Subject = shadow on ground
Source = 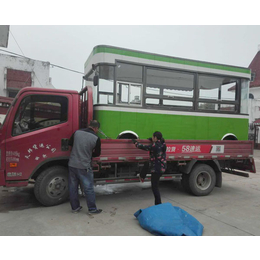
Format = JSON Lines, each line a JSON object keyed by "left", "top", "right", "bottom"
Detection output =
{"left": 0, "top": 185, "right": 42, "bottom": 213}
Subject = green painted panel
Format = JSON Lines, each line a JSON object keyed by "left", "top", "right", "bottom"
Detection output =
{"left": 94, "top": 109, "right": 248, "bottom": 140}
{"left": 90, "top": 46, "right": 251, "bottom": 75}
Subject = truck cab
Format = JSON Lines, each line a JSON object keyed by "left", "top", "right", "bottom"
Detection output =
{"left": 0, "top": 87, "right": 81, "bottom": 205}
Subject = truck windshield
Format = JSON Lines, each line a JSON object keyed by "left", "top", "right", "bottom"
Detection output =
{"left": 12, "top": 95, "right": 68, "bottom": 136}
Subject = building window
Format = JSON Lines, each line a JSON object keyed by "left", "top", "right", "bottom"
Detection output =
{"left": 241, "top": 79, "right": 249, "bottom": 114}
{"left": 251, "top": 72, "right": 256, "bottom": 82}
{"left": 6, "top": 69, "right": 32, "bottom": 90}
{"left": 8, "top": 90, "right": 18, "bottom": 98}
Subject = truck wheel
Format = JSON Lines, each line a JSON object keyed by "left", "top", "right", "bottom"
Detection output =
{"left": 188, "top": 164, "right": 216, "bottom": 196}
{"left": 34, "top": 166, "right": 69, "bottom": 206}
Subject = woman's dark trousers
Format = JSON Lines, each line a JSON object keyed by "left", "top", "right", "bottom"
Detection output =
{"left": 151, "top": 172, "right": 162, "bottom": 205}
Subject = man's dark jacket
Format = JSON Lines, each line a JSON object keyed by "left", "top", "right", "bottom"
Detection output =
{"left": 68, "top": 128, "right": 101, "bottom": 169}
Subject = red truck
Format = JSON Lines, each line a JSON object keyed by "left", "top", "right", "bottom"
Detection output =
{"left": 0, "top": 86, "right": 256, "bottom": 206}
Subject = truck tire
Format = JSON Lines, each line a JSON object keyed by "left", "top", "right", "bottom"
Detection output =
{"left": 34, "top": 166, "right": 69, "bottom": 206}
{"left": 188, "top": 164, "right": 216, "bottom": 196}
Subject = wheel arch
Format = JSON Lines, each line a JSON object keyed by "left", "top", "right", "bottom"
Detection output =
{"left": 117, "top": 130, "right": 139, "bottom": 139}
{"left": 29, "top": 157, "right": 69, "bottom": 181}
{"left": 222, "top": 133, "right": 238, "bottom": 140}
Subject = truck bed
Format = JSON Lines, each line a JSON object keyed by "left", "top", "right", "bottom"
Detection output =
{"left": 93, "top": 139, "right": 254, "bottom": 163}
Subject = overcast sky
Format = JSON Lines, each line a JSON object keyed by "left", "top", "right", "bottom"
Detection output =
{"left": 1, "top": 0, "right": 260, "bottom": 93}
{"left": 1, "top": 25, "right": 259, "bottom": 91}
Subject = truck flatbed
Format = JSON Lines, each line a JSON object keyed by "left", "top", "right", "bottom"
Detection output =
{"left": 94, "top": 139, "right": 254, "bottom": 163}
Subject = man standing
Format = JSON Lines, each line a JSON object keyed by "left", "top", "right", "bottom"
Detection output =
{"left": 68, "top": 120, "right": 102, "bottom": 214}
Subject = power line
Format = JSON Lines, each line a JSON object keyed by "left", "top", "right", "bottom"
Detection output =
{"left": 49, "top": 63, "right": 84, "bottom": 75}
{"left": 0, "top": 49, "right": 24, "bottom": 58}
{"left": 0, "top": 49, "right": 84, "bottom": 75}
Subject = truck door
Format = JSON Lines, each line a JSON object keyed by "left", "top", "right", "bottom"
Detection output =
{"left": 4, "top": 91, "right": 73, "bottom": 185}
{"left": 79, "top": 86, "right": 93, "bottom": 128}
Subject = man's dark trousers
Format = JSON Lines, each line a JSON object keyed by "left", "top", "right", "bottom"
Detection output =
{"left": 68, "top": 166, "right": 97, "bottom": 211}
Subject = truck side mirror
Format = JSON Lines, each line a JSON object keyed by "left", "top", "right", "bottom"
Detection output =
{"left": 93, "top": 75, "right": 99, "bottom": 86}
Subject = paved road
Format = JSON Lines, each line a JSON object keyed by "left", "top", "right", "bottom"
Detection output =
{"left": 1, "top": 151, "right": 260, "bottom": 236}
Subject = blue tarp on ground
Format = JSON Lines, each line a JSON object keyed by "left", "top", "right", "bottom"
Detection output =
{"left": 134, "top": 202, "right": 204, "bottom": 236}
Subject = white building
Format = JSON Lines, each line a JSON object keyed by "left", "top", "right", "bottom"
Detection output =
{"left": 0, "top": 53, "right": 54, "bottom": 97}
{"left": 248, "top": 46, "right": 260, "bottom": 143}
{"left": 0, "top": 53, "right": 54, "bottom": 123}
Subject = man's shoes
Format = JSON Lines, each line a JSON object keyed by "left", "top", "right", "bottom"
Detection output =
{"left": 72, "top": 206, "right": 82, "bottom": 213}
{"left": 89, "top": 209, "right": 102, "bottom": 214}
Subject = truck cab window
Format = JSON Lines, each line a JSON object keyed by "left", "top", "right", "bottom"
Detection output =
{"left": 12, "top": 95, "right": 68, "bottom": 136}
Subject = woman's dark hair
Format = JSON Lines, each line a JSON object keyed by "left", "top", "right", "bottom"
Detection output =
{"left": 153, "top": 131, "right": 165, "bottom": 145}
{"left": 153, "top": 131, "right": 162, "bottom": 140}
